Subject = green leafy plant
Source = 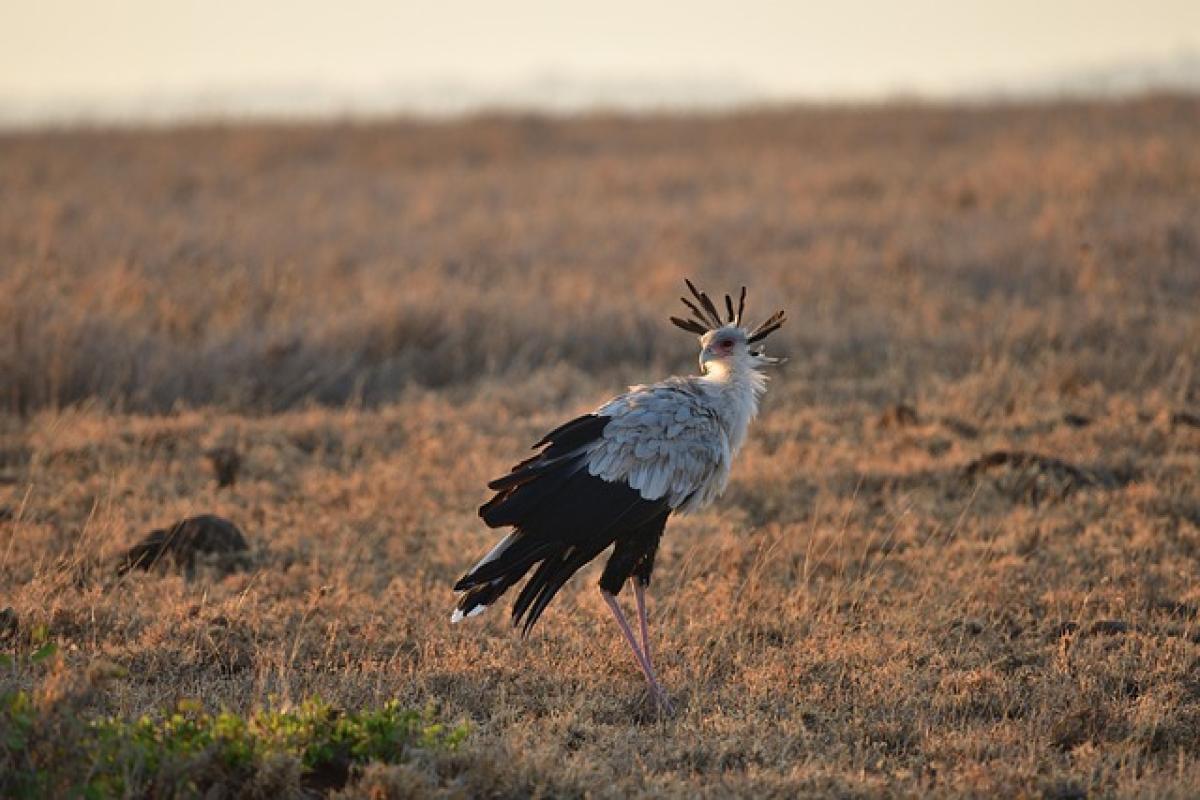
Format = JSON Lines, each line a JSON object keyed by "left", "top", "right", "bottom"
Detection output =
{"left": 0, "top": 684, "right": 467, "bottom": 798}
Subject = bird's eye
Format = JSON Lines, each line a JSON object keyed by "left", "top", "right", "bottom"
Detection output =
{"left": 719, "top": 339, "right": 733, "bottom": 348}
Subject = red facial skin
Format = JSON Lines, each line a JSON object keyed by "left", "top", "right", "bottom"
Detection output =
{"left": 712, "top": 338, "right": 736, "bottom": 358}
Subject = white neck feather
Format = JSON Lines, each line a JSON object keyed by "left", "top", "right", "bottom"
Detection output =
{"left": 701, "top": 357, "right": 767, "bottom": 456}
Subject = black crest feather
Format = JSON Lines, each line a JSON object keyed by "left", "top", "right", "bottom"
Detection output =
{"left": 671, "top": 280, "right": 786, "bottom": 343}
{"left": 747, "top": 309, "right": 787, "bottom": 343}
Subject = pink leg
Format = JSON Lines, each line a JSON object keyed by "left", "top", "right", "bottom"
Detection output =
{"left": 632, "top": 579, "right": 654, "bottom": 670}
{"left": 601, "top": 589, "right": 671, "bottom": 712}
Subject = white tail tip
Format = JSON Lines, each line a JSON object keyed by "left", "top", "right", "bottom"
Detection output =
{"left": 450, "top": 605, "right": 486, "bottom": 623}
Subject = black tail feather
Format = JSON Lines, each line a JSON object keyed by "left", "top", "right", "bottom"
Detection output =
{"left": 511, "top": 542, "right": 607, "bottom": 636}
{"left": 511, "top": 553, "right": 560, "bottom": 627}
{"left": 454, "top": 562, "right": 536, "bottom": 620}
{"left": 454, "top": 537, "right": 557, "bottom": 589}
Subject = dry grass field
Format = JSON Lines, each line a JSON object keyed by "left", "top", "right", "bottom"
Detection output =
{"left": 1, "top": 96, "right": 1199, "bottom": 797}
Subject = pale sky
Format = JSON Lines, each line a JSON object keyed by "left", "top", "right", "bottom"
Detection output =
{"left": 1, "top": 1, "right": 1197, "bottom": 119}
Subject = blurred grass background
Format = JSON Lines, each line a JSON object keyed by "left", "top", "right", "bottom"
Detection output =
{"left": 3, "top": 97, "right": 1196, "bottom": 415}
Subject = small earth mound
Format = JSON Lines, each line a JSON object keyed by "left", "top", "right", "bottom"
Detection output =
{"left": 961, "top": 450, "right": 1121, "bottom": 505}
{"left": 118, "top": 514, "right": 250, "bottom": 577}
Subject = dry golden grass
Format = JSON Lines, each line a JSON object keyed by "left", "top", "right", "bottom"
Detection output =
{"left": 1, "top": 96, "right": 1199, "bottom": 797}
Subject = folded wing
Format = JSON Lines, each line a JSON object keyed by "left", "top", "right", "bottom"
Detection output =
{"left": 453, "top": 381, "right": 726, "bottom": 633}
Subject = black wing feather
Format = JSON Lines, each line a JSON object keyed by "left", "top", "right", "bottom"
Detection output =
{"left": 530, "top": 413, "right": 609, "bottom": 451}
{"left": 479, "top": 413, "right": 608, "bottom": 524}
{"left": 455, "top": 412, "right": 672, "bottom": 633}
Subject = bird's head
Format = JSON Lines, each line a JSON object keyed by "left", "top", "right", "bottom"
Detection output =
{"left": 670, "top": 279, "right": 787, "bottom": 376}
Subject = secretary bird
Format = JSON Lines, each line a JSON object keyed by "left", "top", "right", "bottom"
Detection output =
{"left": 451, "top": 280, "right": 786, "bottom": 709}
